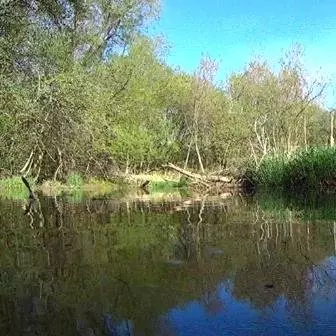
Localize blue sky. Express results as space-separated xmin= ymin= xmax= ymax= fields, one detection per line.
xmin=150 ymin=0 xmax=336 ymax=106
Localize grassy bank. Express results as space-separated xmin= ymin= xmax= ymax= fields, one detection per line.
xmin=0 ymin=174 xmax=124 ymax=200
xmin=249 ymin=147 xmax=336 ymax=190
xmin=0 ymin=176 xmax=34 ymax=199
xmin=0 ymin=172 xmax=185 ymax=200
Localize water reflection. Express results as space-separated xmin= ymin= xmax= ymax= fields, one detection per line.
xmin=0 ymin=193 xmax=336 ymax=335
xmin=162 ymin=256 xmax=336 ymax=336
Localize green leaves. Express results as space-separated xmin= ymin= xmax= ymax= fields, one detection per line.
xmin=0 ymin=1 xmax=332 ymax=180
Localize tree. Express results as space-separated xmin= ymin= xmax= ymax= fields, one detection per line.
xmin=0 ymin=0 xmax=160 ymax=179
xmin=227 ymin=46 xmax=327 ymax=167
xmin=86 ymin=37 xmax=178 ymax=172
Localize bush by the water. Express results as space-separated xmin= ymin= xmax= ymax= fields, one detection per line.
xmin=249 ymin=147 xmax=336 ymax=189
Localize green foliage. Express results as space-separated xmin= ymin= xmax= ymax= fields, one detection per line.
xmin=66 ymin=172 xmax=84 ymax=189
xmin=0 ymin=0 xmax=332 ymax=179
xmin=149 ymin=180 xmax=182 ymax=192
xmin=250 ymin=147 xmax=336 ymax=190
xmin=0 ymin=176 xmax=34 ymax=200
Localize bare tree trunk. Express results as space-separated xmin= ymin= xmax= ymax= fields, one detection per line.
xmin=287 ymin=128 xmax=292 ymax=154
xmin=331 ymin=111 xmax=334 ymax=147
xmin=184 ymin=140 xmax=193 ymax=169
xmin=125 ymin=154 xmax=129 ymax=174
xmin=20 ymin=149 xmax=35 ymax=175
xmin=261 ymin=126 xmax=267 ymax=156
xmin=249 ymin=140 xmax=258 ymax=168
xmin=53 ymin=148 xmax=63 ymax=181
xmin=304 ymin=115 xmax=308 ymax=150
xmin=254 ymin=118 xmax=268 ymax=157
xmin=195 ymin=140 xmax=205 ymax=174
xmin=163 ymin=162 xmax=232 ymax=184
xmin=272 ymin=125 xmax=278 ymax=154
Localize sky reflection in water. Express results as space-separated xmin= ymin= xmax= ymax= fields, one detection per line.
xmin=1 ymin=194 xmax=336 ymax=335
xmin=165 ymin=263 xmax=336 ymax=336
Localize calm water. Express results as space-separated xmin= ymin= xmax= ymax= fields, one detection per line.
xmin=1 ymin=192 xmax=336 ymax=335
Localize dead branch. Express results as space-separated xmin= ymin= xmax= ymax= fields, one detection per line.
xmin=162 ymin=163 xmax=233 ymax=189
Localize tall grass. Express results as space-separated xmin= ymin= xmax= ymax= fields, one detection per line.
xmin=0 ymin=176 xmax=34 ymax=199
xmin=149 ymin=179 xmax=188 ymax=193
xmin=284 ymin=147 xmax=336 ymax=188
xmin=249 ymin=147 xmax=336 ymax=190
xmin=66 ymin=172 xmax=84 ymax=189
xmin=250 ymin=155 xmax=289 ymax=187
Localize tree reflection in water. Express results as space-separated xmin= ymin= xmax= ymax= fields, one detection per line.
xmin=0 ymin=193 xmax=335 ymax=335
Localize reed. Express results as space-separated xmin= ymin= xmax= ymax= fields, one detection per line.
xmin=0 ymin=176 xmax=34 ymax=199
xmin=250 ymin=147 xmax=336 ymax=190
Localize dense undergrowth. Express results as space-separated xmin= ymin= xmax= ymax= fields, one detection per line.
xmin=249 ymin=147 xmax=336 ymax=190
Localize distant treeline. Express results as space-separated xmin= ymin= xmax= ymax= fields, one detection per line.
xmin=0 ymin=0 xmax=331 ymax=181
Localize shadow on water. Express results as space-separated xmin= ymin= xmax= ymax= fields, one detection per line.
xmin=0 ymin=191 xmax=336 ymax=335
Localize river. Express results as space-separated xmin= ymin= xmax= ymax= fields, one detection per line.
xmin=0 ymin=192 xmax=336 ymax=335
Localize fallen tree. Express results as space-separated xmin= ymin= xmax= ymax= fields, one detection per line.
xmin=162 ymin=163 xmax=237 ymax=191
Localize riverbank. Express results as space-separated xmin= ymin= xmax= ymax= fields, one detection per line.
xmin=0 ymin=172 xmax=186 ymax=200
xmin=0 ymin=165 xmax=246 ymax=200
xmin=3 ymin=146 xmax=335 ymax=200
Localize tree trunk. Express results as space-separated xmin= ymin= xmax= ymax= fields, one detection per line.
xmin=304 ymin=116 xmax=308 ymax=150
xmin=331 ymin=111 xmax=334 ymax=147
xmin=125 ymin=154 xmax=129 ymax=174
xmin=184 ymin=140 xmax=193 ymax=169
xmin=195 ymin=140 xmax=205 ymax=174
xmin=287 ymin=128 xmax=292 ymax=154
xmin=163 ymin=163 xmax=232 ymax=184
